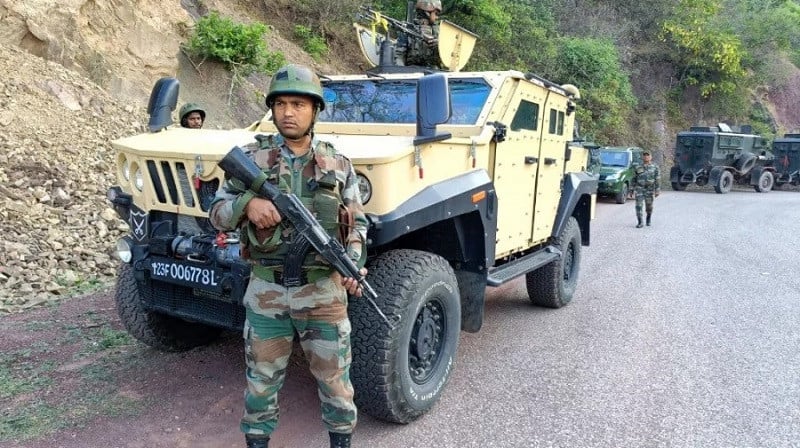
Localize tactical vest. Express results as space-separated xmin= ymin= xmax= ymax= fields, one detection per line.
xmin=634 ymin=164 xmax=658 ymax=188
xmin=241 ymin=134 xmax=349 ymax=271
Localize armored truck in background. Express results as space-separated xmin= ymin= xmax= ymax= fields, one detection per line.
xmin=670 ymin=124 xmax=775 ymax=194
xmin=771 ymin=133 xmax=800 ymax=188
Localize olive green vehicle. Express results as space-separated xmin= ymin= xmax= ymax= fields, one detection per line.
xmin=670 ymin=124 xmax=775 ymax=193
xmin=106 ymin=14 xmax=597 ymax=425
xmin=597 ymin=146 xmax=643 ymax=203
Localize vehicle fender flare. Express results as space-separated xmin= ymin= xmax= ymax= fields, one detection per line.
xmin=367 ymin=169 xmax=498 ymax=270
xmin=553 ymin=171 xmax=598 ymax=246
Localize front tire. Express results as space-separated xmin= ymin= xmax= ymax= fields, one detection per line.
xmin=349 ymin=249 xmax=460 ymax=424
xmin=115 ymin=263 xmax=221 ymax=352
xmin=615 ymin=183 xmax=629 ymax=204
xmin=526 ymin=216 xmax=581 ymax=308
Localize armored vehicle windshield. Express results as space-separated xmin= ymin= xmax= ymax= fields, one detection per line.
xmin=319 ymin=77 xmax=491 ymax=125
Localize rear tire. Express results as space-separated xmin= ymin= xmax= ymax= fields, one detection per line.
xmin=526 ymin=216 xmax=581 ymax=308
xmin=714 ymin=171 xmax=734 ymax=194
xmin=115 ymin=263 xmax=221 ymax=352
xmin=754 ymin=170 xmax=774 ymax=193
xmin=350 ymin=249 xmax=460 ymax=424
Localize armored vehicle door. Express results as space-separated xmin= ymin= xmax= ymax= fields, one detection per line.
xmin=491 ymin=78 xmax=570 ymax=256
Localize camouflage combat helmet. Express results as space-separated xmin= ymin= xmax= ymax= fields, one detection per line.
xmin=265 ymin=64 xmax=325 ymax=111
xmin=179 ymin=102 xmax=206 ymax=121
xmin=416 ymin=0 xmax=442 ymax=12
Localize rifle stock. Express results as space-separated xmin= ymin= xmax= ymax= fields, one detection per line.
xmin=218 ymin=146 xmax=396 ymax=328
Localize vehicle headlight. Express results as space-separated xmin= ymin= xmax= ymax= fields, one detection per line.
xmin=605 ymin=173 xmax=619 ymax=181
xmin=357 ymin=173 xmax=372 ymax=204
xmin=116 ymin=237 xmax=133 ymax=263
xmin=122 ymin=158 xmax=130 ymax=181
xmin=134 ymin=168 xmax=144 ymax=191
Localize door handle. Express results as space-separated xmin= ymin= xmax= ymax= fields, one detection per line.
xmin=544 ymin=157 xmax=557 ymax=165
xmin=524 ymin=156 xmax=538 ymax=164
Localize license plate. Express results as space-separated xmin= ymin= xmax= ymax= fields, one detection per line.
xmin=148 ymin=257 xmax=223 ymax=292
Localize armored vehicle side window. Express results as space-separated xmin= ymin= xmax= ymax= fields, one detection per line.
xmin=510 ymin=100 xmax=540 ymax=131
xmin=548 ymin=109 xmax=565 ymax=135
xmin=319 ymin=78 xmax=490 ymax=125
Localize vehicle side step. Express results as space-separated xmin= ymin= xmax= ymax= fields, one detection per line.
xmin=486 ymin=246 xmax=561 ymax=287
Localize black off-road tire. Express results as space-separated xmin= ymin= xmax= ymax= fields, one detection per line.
xmin=754 ymin=170 xmax=774 ymax=193
xmin=615 ymin=183 xmax=629 ymax=204
xmin=526 ymin=216 xmax=581 ymax=308
xmin=115 ymin=263 xmax=221 ymax=352
xmin=714 ymin=170 xmax=734 ymax=194
xmin=349 ymin=249 xmax=460 ymax=424
xmin=671 ymin=181 xmax=687 ymax=191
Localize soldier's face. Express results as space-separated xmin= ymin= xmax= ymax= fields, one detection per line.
xmin=272 ymin=94 xmax=315 ymax=140
xmin=185 ymin=112 xmax=203 ymax=129
xmin=643 ymin=153 xmax=652 ymax=163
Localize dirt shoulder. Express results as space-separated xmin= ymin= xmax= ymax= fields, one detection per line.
xmin=0 ymin=291 xmax=321 ymax=448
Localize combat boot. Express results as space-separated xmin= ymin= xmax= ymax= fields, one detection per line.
xmin=646 ymin=213 xmax=652 ymax=226
xmin=245 ymin=434 xmax=269 ymax=448
xmin=636 ymin=217 xmax=643 ymax=228
xmin=329 ymin=432 xmax=352 ymax=448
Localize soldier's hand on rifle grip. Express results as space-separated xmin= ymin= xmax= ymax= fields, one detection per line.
xmin=342 ymin=268 xmax=368 ymax=297
xmin=245 ymin=197 xmax=282 ymax=229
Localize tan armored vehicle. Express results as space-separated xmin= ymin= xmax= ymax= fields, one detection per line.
xmin=107 ymin=16 xmax=597 ymax=424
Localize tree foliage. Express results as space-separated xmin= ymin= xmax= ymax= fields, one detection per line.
xmin=660 ymin=0 xmax=747 ymax=97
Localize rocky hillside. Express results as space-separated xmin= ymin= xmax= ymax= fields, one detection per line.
xmin=0 ymin=44 xmax=145 ymax=311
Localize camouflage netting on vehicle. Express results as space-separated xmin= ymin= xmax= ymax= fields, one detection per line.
xmin=0 ymin=44 xmax=148 ymax=313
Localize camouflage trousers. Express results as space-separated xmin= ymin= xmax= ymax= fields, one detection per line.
xmin=240 ymin=267 xmax=357 ymax=437
xmin=634 ymin=188 xmax=655 ymax=219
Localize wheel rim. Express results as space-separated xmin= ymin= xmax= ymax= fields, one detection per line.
xmin=409 ymin=298 xmax=446 ymax=384
xmin=761 ymin=174 xmax=772 ymax=189
xmin=563 ymin=241 xmax=575 ymax=282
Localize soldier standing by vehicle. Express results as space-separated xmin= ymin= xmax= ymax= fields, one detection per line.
xmin=404 ymin=0 xmax=442 ymax=67
xmin=632 ymin=149 xmax=661 ymax=228
xmin=208 ymin=64 xmax=368 ymax=448
xmin=179 ymin=102 xmax=206 ymax=129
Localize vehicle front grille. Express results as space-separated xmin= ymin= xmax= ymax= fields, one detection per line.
xmin=144 ymin=159 xmax=220 ymax=216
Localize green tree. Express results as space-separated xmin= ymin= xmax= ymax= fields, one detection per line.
xmin=552 ymin=38 xmax=637 ymax=144
xmin=660 ymin=0 xmax=747 ymax=97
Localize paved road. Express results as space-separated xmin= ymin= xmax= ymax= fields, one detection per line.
xmin=279 ymin=188 xmax=800 ymax=448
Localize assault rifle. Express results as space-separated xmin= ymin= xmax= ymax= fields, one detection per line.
xmin=218 ymin=146 xmax=396 ymax=328
xmin=357 ymin=5 xmax=426 ymax=40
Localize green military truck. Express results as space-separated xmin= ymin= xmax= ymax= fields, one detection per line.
xmin=597 ymin=146 xmax=643 ymax=203
xmin=771 ymin=133 xmax=800 ymax=188
xmin=670 ymin=124 xmax=775 ymax=194
xmin=106 ymin=18 xmax=597 ymax=425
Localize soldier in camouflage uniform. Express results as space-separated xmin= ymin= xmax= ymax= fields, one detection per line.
xmin=632 ymin=149 xmax=661 ymax=228
xmin=403 ymin=0 xmax=442 ymax=67
xmin=209 ymin=64 xmax=368 ymax=448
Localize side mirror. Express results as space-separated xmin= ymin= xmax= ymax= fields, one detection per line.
xmin=147 ymin=77 xmax=180 ymax=133
xmin=415 ymin=73 xmax=452 ymax=145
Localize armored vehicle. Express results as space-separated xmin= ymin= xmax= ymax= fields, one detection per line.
xmin=670 ymin=124 xmax=775 ymax=194
xmin=597 ymin=146 xmax=643 ymax=203
xmin=771 ymin=133 xmax=800 ymax=188
xmin=107 ymin=13 xmax=596 ymax=425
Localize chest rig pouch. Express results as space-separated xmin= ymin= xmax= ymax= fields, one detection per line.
xmin=241 ymin=135 xmax=349 ymax=286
